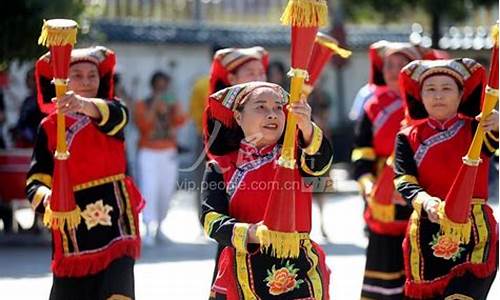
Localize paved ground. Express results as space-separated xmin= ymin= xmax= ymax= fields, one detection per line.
xmin=0 ymin=171 xmax=498 ymax=299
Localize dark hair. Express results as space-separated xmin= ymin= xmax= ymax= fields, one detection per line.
xmin=214 ymin=80 xmax=230 ymax=94
xmin=210 ymin=43 xmax=224 ymax=57
xmin=371 ymin=66 xmax=386 ymax=86
xmin=268 ymin=61 xmax=286 ymax=76
xmin=150 ymin=71 xmax=171 ymax=88
xmin=205 ymin=119 xmax=245 ymax=155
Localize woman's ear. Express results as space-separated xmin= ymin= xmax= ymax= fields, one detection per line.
xmin=234 ymin=111 xmax=242 ymax=125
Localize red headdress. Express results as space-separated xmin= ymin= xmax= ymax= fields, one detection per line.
xmin=368 ymin=41 xmax=449 ymax=86
xmin=208 ymin=46 xmax=269 ymax=95
xmin=400 ymin=58 xmax=486 ymax=121
xmin=36 ymin=46 xmax=116 ymax=114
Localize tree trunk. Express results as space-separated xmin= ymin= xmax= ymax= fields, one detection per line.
xmin=431 ymin=11 xmax=442 ymax=49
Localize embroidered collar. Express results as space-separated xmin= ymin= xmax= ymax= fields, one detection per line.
xmin=426 ymin=114 xmax=461 ymax=131
xmin=239 ymin=139 xmax=276 ymax=158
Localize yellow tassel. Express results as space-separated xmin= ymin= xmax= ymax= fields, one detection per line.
xmin=317 ymin=38 xmax=352 ymax=58
xmin=38 ymin=20 xmax=78 ymax=47
xmin=43 ymin=206 xmax=81 ymax=231
xmin=367 ymin=197 xmax=395 ymax=223
xmin=492 ymin=23 xmax=499 ymax=48
xmin=280 ymin=0 xmax=329 ymax=27
xmin=437 ymin=202 xmax=471 ymax=244
xmin=256 ymin=225 xmax=301 ymax=258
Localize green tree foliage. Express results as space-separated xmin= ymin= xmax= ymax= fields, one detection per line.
xmin=342 ymin=0 xmax=496 ymax=46
xmin=0 ymin=0 xmax=85 ymax=66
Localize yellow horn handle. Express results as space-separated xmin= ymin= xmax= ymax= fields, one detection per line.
xmin=54 ymin=81 xmax=69 ymax=159
xmin=279 ymin=76 xmax=305 ymax=168
xmin=465 ymin=86 xmax=499 ymax=162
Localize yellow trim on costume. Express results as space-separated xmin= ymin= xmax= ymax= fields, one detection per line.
xmin=444 ymin=294 xmax=473 ymax=300
xmin=408 ymin=199 xmax=423 ymax=281
xmin=364 ymin=270 xmax=405 ymax=280
xmin=303 ymin=122 xmax=323 ymax=155
xmin=232 ymin=223 xmax=249 ymax=254
xmin=394 ymin=175 xmax=419 ymax=188
xmin=120 ymin=180 xmax=137 ymax=238
xmin=26 ymin=173 xmax=53 ymax=188
xmin=484 ymin=136 xmax=496 ymax=153
xmin=32 ymin=186 xmax=50 ymax=210
xmin=487 ymin=130 xmax=499 ymax=142
xmin=300 ymin=154 xmax=332 ymax=176
xmin=235 ymin=251 xmax=258 ymax=300
xmin=303 ymin=239 xmax=323 ymax=300
xmin=351 ymin=147 xmax=376 ymax=161
xmin=471 ymin=203 xmax=488 ymax=263
xmin=107 ymin=108 xmax=128 ymax=136
xmin=73 ymin=174 xmax=125 ymax=191
xmin=92 ymin=99 xmax=110 ymax=126
xmin=61 ymin=227 xmax=70 ymax=254
xmin=203 ymin=211 xmax=226 ymax=237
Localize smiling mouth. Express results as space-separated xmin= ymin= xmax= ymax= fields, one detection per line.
xmin=263 ymin=124 xmax=279 ymax=130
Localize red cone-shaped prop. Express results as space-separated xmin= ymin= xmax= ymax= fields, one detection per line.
xmin=291 ymin=26 xmax=319 ymax=70
xmin=305 ymin=32 xmax=352 ymax=95
xmin=44 ymin=158 xmax=81 ymax=230
xmin=258 ymin=0 xmax=328 ymax=258
xmin=440 ymin=23 xmax=498 ymax=244
xmin=38 ymin=19 xmax=81 ymax=231
xmin=443 ymin=164 xmax=478 ymax=224
xmin=263 ymin=167 xmax=297 ymax=232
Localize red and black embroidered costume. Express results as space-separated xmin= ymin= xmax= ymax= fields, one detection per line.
xmin=352 ymin=42 xmax=442 ymax=300
xmin=27 ymin=46 xmax=143 ymax=300
xmin=201 ymin=82 xmax=333 ymax=299
xmin=394 ymin=58 xmax=498 ymax=299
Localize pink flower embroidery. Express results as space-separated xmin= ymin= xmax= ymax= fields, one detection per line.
xmin=429 ymin=233 xmax=464 ymax=261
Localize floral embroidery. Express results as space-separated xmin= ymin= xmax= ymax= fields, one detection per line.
xmin=81 ymin=200 xmax=113 ymax=230
xmin=429 ymin=233 xmax=465 ymax=261
xmin=264 ymin=261 xmax=304 ymax=296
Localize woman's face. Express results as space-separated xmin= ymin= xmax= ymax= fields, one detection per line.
xmin=383 ymin=53 xmax=410 ymax=93
xmin=228 ymin=60 xmax=267 ymax=85
xmin=234 ymin=87 xmax=286 ymax=148
xmin=421 ymin=75 xmax=462 ymax=122
xmin=68 ymin=62 xmax=100 ymax=98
